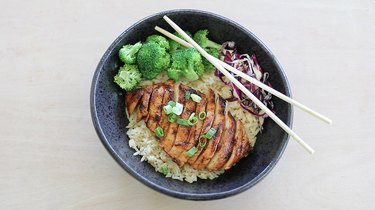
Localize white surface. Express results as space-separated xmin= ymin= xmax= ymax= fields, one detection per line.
xmin=1 ymin=0 xmax=374 ymax=209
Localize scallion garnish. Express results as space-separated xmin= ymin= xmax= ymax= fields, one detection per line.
xmin=163 ymin=104 xmax=173 ymax=114
xmin=185 ymin=91 xmax=191 ymax=100
xmin=198 ymin=111 xmax=206 ymax=120
xmin=155 ymin=127 xmax=164 ymax=138
xmin=161 ymin=165 xmax=169 ymax=175
xmin=198 ymin=135 xmax=207 ymax=148
xmin=185 ymin=146 xmax=198 ymax=157
xmin=168 ymin=113 xmax=177 ymax=123
xmin=205 ymin=128 xmax=217 ymax=139
xmin=168 ymin=101 xmax=176 ymax=107
xmin=172 ymin=102 xmax=183 ymax=115
xmin=177 ymin=118 xmax=190 ymax=126
xmin=188 ymin=113 xmax=198 ymax=126
xmin=191 ymin=94 xmax=202 ymax=103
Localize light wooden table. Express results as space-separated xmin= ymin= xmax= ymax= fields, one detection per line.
xmin=1 ymin=0 xmax=374 ymax=209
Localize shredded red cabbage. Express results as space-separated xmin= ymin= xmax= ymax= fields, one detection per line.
xmin=216 ymin=41 xmax=275 ymax=119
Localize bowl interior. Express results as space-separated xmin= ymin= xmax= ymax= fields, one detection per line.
xmin=91 ymin=10 xmax=292 ymax=200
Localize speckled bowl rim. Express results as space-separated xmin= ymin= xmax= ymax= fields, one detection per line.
xmin=90 ymin=9 xmax=293 ymax=200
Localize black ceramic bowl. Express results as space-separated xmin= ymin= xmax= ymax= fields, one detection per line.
xmin=91 ymin=9 xmax=292 ymax=200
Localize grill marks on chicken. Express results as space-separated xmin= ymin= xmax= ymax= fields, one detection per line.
xmin=187 ymin=89 xmax=215 ymax=165
xmin=177 ymin=91 xmax=207 ymax=166
xmin=206 ymin=111 xmax=236 ymax=171
xmin=125 ymin=88 xmax=144 ymax=115
xmin=223 ymin=121 xmax=245 ymax=170
xmin=159 ymin=84 xmax=185 ymax=152
xmin=192 ymin=96 xmax=226 ymax=169
xmin=125 ymin=81 xmax=253 ymax=171
xmin=137 ymin=85 xmax=154 ymax=121
xmin=168 ymin=84 xmax=197 ymax=166
xmin=157 ymin=80 xmax=175 ymax=141
xmin=146 ymin=85 xmax=165 ymax=133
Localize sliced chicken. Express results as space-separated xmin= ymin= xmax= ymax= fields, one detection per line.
xmin=167 ymin=85 xmax=196 ymax=166
xmin=187 ymin=89 xmax=215 ymax=165
xmin=240 ymin=130 xmax=251 ymax=157
xmin=137 ymin=85 xmax=154 ymax=121
xmin=125 ymin=82 xmax=255 ymax=172
xmin=206 ymin=111 xmax=236 ymax=171
xmin=176 ymin=91 xmax=207 ymax=166
xmin=146 ymin=85 xmax=165 ymax=132
xmin=158 ymin=83 xmax=184 ymax=152
xmin=222 ymin=120 xmax=245 ymax=170
xmin=157 ymin=80 xmax=175 ymax=138
xmin=125 ymin=88 xmax=144 ymax=115
xmin=191 ymin=96 xmax=226 ymax=169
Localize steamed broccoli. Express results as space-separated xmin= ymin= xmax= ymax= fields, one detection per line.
xmin=169 ymin=31 xmax=192 ymax=53
xmin=118 ymin=42 xmax=142 ymax=64
xmin=193 ymin=29 xmax=221 ymax=50
xmin=145 ymin=35 xmax=170 ymax=51
xmin=114 ymin=64 xmax=142 ymax=91
xmin=167 ymin=48 xmax=204 ymax=81
xmin=137 ymin=42 xmax=171 ymax=80
xmin=202 ymin=48 xmax=220 ymax=72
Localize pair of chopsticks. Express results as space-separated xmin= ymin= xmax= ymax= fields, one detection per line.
xmin=157 ymin=15 xmax=332 ymax=154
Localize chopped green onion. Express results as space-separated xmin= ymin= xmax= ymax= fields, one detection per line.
xmin=191 ymin=94 xmax=202 ymax=103
xmin=172 ymin=102 xmax=183 ymax=115
xmin=161 ymin=165 xmax=169 ymax=175
xmin=188 ymin=113 xmax=195 ymax=120
xmin=185 ymin=146 xmax=198 ymax=157
xmin=198 ymin=135 xmax=207 ymax=148
xmin=188 ymin=117 xmax=198 ymax=126
xmin=205 ymin=128 xmax=217 ymax=139
xmin=163 ymin=105 xmax=173 ymax=114
xmin=198 ymin=111 xmax=206 ymax=120
xmin=177 ymin=118 xmax=190 ymax=126
xmin=188 ymin=113 xmax=198 ymax=126
xmin=168 ymin=101 xmax=176 ymax=107
xmin=155 ymin=127 xmax=164 ymax=138
xmin=185 ymin=91 xmax=191 ymax=100
xmin=168 ymin=113 xmax=177 ymax=122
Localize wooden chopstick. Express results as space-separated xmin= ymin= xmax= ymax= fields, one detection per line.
xmin=155 ymin=26 xmax=332 ymax=124
xmin=162 ymin=16 xmax=315 ymax=154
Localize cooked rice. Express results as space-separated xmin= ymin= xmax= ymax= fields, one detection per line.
xmin=127 ymin=71 xmax=261 ymax=183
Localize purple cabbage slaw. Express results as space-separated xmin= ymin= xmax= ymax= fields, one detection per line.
xmin=215 ymin=41 xmax=275 ymax=119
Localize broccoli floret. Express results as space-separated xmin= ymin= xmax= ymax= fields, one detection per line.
xmin=203 ymin=48 xmax=220 ymax=72
xmin=167 ymin=50 xmax=187 ymax=81
xmin=185 ymin=48 xmax=205 ymax=77
xmin=193 ymin=29 xmax=221 ymax=50
xmin=137 ymin=42 xmax=171 ymax=80
xmin=169 ymin=31 xmax=192 ymax=53
xmin=114 ymin=64 xmax=142 ymax=91
xmin=145 ymin=35 xmax=170 ymax=51
xmin=167 ymin=67 xmax=184 ymax=81
xmin=167 ymin=48 xmax=204 ymax=81
xmin=118 ymin=42 xmax=142 ymax=64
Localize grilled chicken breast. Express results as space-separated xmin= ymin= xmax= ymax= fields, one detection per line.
xmin=125 ymin=80 xmax=254 ymax=172
xmin=223 ymin=120 xmax=245 ymax=170
xmin=187 ymin=89 xmax=215 ymax=165
xmin=167 ymin=84 xmax=197 ymax=166
xmin=177 ymin=91 xmax=207 ymax=166
xmin=191 ymin=96 xmax=226 ymax=169
xmin=146 ymin=85 xmax=165 ymax=132
xmin=206 ymin=111 xmax=236 ymax=171
xmin=157 ymin=80 xmax=175 ymax=140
